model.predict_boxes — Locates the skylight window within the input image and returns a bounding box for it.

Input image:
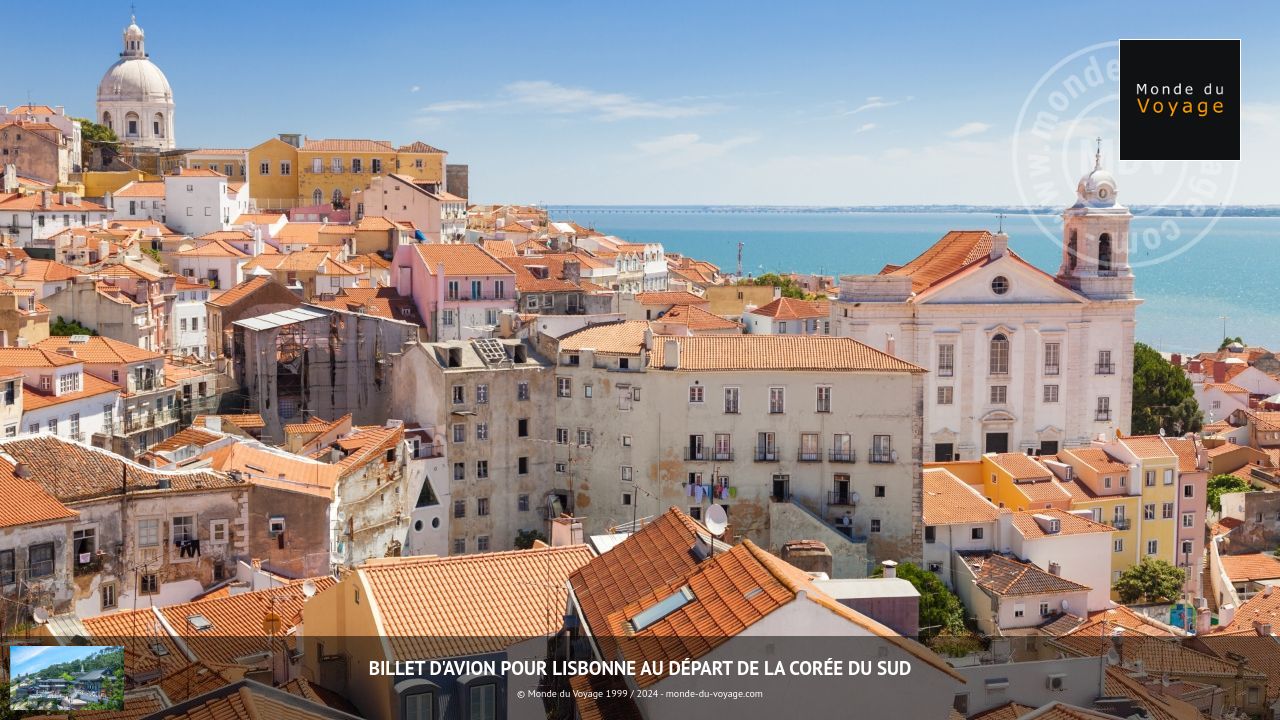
[187,613,213,631]
[630,586,695,632]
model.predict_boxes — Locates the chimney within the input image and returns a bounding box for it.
[663,339,680,369]
[781,541,833,577]
[1048,561,1062,576]
[1255,620,1273,636]
[989,231,1008,259]
[41,191,51,209]
[1170,353,1182,368]
[12,461,29,479]
[1,164,15,193]
[98,240,109,260]
[1213,362,1227,384]
[885,333,896,356]
[881,560,898,578]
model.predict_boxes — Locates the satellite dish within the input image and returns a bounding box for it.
[705,505,728,537]
[301,579,317,598]
[32,607,48,624]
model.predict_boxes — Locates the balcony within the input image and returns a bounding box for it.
[828,491,857,506]
[869,450,894,464]
[798,449,822,463]
[73,556,103,577]
[829,449,856,463]
[686,447,707,461]
[1096,363,1116,375]
[711,449,734,462]
[1095,411,1112,422]
[445,294,508,302]
[1110,518,1131,530]
[412,443,443,459]
[754,447,780,462]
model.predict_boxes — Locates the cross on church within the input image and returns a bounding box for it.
[997,212,1004,233]
[1095,136,1102,169]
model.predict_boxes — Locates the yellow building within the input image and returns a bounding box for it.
[245,136,300,210]
[246,135,448,211]
[933,434,1208,596]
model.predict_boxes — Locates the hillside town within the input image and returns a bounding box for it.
[0,13,1274,720]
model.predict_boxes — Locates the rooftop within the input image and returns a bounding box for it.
[923,467,1003,525]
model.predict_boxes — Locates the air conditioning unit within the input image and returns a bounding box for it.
[1047,674,1066,691]
[928,562,943,573]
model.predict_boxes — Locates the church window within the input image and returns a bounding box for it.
[1098,233,1113,272]
[1067,230,1078,270]
[312,189,323,205]
[990,275,1010,295]
[989,334,1010,375]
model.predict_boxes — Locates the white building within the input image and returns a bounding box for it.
[922,467,1001,587]
[96,15,175,150]
[112,180,166,222]
[999,508,1114,612]
[832,152,1138,461]
[163,167,248,237]
[171,279,211,358]
[0,348,120,443]
[0,192,112,245]
[744,297,831,335]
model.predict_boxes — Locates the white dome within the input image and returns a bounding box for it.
[1074,146,1119,209]
[97,57,173,103]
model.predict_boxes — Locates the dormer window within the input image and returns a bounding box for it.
[58,372,81,395]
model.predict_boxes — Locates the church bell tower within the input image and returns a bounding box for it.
[1057,139,1134,300]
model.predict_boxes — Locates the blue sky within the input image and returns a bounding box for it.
[10,645,114,678]
[3,1,1276,204]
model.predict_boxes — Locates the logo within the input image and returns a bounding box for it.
[1011,41,1239,268]
[1121,39,1240,161]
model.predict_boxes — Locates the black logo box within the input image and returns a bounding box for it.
[1120,39,1240,161]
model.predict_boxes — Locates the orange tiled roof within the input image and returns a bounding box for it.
[1118,435,1179,460]
[150,426,224,454]
[1059,447,1132,474]
[658,304,739,331]
[0,346,81,368]
[192,413,266,430]
[558,320,649,355]
[1220,553,1280,583]
[301,138,393,153]
[1206,382,1249,394]
[1163,437,1203,472]
[35,335,162,364]
[881,230,994,292]
[397,140,446,154]
[170,167,225,178]
[1198,634,1280,700]
[748,297,829,320]
[22,373,120,411]
[971,703,1036,720]
[114,180,166,198]
[233,212,285,225]
[358,545,593,662]
[964,553,1091,596]
[0,435,238,503]
[635,290,706,306]
[923,468,1003,525]
[207,276,274,308]
[204,440,339,498]
[0,461,77,528]
[649,335,924,373]
[412,243,513,276]
[989,452,1053,480]
[179,238,249,258]
[3,258,83,282]
[1009,508,1113,538]
[0,194,107,211]
[1218,586,1280,633]
[308,287,419,322]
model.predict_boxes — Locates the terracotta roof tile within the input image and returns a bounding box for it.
[635,290,706,306]
[114,180,166,198]
[301,138,394,153]
[35,335,162,364]
[358,545,593,661]
[649,335,924,373]
[1058,447,1132,474]
[397,141,447,154]
[0,435,239,503]
[1221,553,1280,583]
[657,304,739,331]
[1009,508,1113,538]
[308,287,419,323]
[748,297,828,320]
[412,243,513,276]
[22,372,120,410]
[204,441,340,498]
[0,461,77,528]
[963,552,1091,596]
[207,276,274,308]
[989,452,1053,480]
[881,230,993,292]
[3,258,83,282]
[923,468,1003,525]
[558,320,649,355]
[178,239,249,258]
[971,702,1035,720]
[1118,435,1179,460]
[149,426,224,454]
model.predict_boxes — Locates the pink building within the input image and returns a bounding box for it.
[392,243,516,340]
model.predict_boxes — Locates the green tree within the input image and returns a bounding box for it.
[736,273,809,299]
[1132,342,1203,435]
[873,561,965,641]
[514,529,547,550]
[74,118,118,169]
[1207,473,1252,513]
[1113,558,1185,604]
[50,316,97,337]
[1219,336,1245,350]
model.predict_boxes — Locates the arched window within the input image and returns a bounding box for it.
[153,113,164,138]
[312,188,323,205]
[1067,230,1078,271]
[125,112,139,137]
[1098,233,1112,272]
[332,188,344,208]
[990,333,1010,375]
[102,111,112,131]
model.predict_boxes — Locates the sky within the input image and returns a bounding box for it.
[10,645,113,677]
[3,1,1277,205]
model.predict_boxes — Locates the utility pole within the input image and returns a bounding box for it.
[736,241,743,278]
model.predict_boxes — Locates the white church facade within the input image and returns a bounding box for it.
[832,150,1139,461]
[96,15,175,150]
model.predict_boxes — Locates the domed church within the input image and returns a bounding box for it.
[96,15,175,150]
